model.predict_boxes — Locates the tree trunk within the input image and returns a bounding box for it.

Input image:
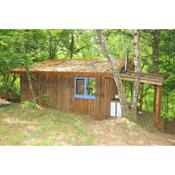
[96,29,129,115]
[152,30,160,73]
[131,29,141,112]
[152,30,160,111]
[48,30,56,60]
[24,65,35,101]
[69,32,75,59]
[48,30,53,59]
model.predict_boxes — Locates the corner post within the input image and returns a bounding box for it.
[155,85,162,127]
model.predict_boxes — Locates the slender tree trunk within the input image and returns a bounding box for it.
[69,32,75,59]
[48,30,53,59]
[131,30,141,112]
[152,30,160,73]
[96,29,129,115]
[22,55,35,101]
[48,29,56,60]
[152,30,160,111]
[25,66,35,101]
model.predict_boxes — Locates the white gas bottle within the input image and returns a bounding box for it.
[110,95,122,117]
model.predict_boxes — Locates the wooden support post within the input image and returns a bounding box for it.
[153,85,157,112]
[155,85,162,127]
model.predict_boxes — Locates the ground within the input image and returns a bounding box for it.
[0,102,175,146]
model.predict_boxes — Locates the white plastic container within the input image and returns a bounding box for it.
[110,100,117,117]
[110,96,122,117]
[116,102,122,117]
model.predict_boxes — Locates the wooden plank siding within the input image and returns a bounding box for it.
[20,73,118,120]
[20,74,32,101]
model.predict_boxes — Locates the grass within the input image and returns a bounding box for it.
[0,102,95,145]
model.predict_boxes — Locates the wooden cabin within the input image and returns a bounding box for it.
[12,58,164,126]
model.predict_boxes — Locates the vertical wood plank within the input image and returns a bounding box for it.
[38,75,42,105]
[53,75,57,108]
[99,76,104,120]
[57,75,61,109]
[96,77,101,119]
[69,77,74,112]
[47,75,51,107]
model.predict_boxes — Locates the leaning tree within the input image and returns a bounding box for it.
[96,29,129,115]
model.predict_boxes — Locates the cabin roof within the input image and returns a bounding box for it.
[12,58,164,86]
[12,58,125,73]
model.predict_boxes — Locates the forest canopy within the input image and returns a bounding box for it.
[0,29,175,120]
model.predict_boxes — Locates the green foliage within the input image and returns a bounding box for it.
[0,29,175,120]
[42,92,49,102]
[21,100,36,109]
[42,92,51,106]
[21,100,42,110]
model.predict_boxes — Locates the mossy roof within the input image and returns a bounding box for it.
[12,58,125,73]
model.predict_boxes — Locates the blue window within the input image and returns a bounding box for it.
[74,77,96,99]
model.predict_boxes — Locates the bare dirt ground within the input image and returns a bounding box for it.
[0,103,175,146]
[85,117,175,146]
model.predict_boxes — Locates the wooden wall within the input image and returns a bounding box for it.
[20,73,117,120]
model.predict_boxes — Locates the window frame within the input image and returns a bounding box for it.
[74,77,96,99]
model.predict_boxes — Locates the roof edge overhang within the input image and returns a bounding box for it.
[11,70,164,86]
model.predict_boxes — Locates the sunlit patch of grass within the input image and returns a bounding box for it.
[0,103,96,145]
[84,133,96,145]
[32,139,58,146]
[0,127,26,145]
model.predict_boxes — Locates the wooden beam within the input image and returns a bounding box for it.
[155,85,162,127]
[120,73,164,86]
